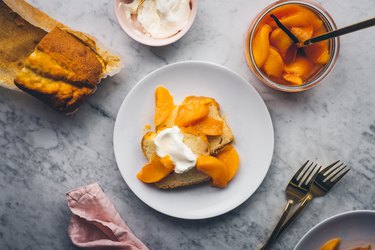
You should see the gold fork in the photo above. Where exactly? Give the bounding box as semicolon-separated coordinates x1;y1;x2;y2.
261;161;321;250
275;160;351;239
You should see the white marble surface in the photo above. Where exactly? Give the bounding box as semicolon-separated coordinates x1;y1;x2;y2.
1;0;375;249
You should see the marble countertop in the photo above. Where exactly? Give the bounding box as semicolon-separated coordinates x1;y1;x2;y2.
1;0;375;249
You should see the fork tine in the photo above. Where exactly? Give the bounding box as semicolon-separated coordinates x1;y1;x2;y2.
323;163;346;182
320;160;341;176
329;165;351;183
305;164;321;186
297;162;314;185
294;160;310;181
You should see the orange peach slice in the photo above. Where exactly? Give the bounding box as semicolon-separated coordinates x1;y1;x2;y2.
291;25;314;42
191;117;223;136
283;73;303;85
137;156;174;183
252;24;272;68
216;145;239;181
304;26;330;64
154;86;174;127
319;238;341;250
196;155;229;188
270;28;293;58
278;11;323;30
284;56;314;79
183;96;220;110
262;47;284;78
175;98;209;127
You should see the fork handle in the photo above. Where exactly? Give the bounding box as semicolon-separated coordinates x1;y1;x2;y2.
275;194;313;240
260;200;294;250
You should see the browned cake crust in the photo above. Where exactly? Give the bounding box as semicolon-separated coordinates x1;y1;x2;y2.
155;168;210;189
14;27;105;114
37;27;104;87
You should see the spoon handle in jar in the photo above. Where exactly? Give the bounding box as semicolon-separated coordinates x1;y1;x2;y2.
301;17;375;46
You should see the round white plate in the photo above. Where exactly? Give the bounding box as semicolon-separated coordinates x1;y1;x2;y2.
295;210;375;250
113;61;274;219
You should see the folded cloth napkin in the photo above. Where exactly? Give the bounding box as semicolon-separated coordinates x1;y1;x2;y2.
67;183;148;250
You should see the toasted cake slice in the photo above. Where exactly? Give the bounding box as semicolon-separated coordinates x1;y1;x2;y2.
206;103;234;154
141;131;211;189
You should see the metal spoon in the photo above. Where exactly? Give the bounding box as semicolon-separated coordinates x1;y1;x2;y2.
298;17;375;47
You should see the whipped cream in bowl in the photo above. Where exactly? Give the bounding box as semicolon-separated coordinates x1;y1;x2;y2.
115;0;197;46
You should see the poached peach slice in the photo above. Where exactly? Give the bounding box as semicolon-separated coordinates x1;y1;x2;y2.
304;26;330;64
270;28;293;58
196;155;229;188
291;25;314;42
283;73;303;85
216;145;239;181
319;238;341;250
284;56;314;79
175;97;209;127
262;47;284;78
277;10;323;30
190;117;223;136
154;86;174;127
137;156;174;183
252;24;272;68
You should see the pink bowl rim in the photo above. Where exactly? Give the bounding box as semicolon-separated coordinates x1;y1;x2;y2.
114;0;198;47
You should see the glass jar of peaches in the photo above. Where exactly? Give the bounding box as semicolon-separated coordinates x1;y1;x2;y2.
245;0;340;92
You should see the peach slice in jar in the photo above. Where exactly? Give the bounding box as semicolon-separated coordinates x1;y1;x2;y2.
270;28;293;58
304;25;330;64
291;25;314;42
196;155;230;188
262;47;284;78
154;86;174;127
137;156;174;183
215;144;240;181
273;9;323;30
252;24;272;68
284;56;314;79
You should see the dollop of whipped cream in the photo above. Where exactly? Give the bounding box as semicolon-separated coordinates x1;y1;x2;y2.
154;126;196;174
123;0;191;39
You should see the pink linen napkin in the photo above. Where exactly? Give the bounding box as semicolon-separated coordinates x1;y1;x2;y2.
67;183;148;250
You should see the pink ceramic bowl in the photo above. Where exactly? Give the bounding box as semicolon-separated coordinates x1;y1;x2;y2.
114;0;197;46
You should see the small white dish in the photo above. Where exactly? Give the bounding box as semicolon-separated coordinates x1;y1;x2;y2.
295;210;375;250
113;61;274;219
114;0;197;46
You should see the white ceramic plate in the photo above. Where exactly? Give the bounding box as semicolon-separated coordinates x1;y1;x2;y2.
113;61;274;219
295;210;375;250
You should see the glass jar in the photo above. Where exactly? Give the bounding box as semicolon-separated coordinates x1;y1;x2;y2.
244;0;340;92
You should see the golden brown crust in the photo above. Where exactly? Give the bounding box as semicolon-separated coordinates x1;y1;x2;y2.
37;27;104;87
15;68;93;114
12;27;107;114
